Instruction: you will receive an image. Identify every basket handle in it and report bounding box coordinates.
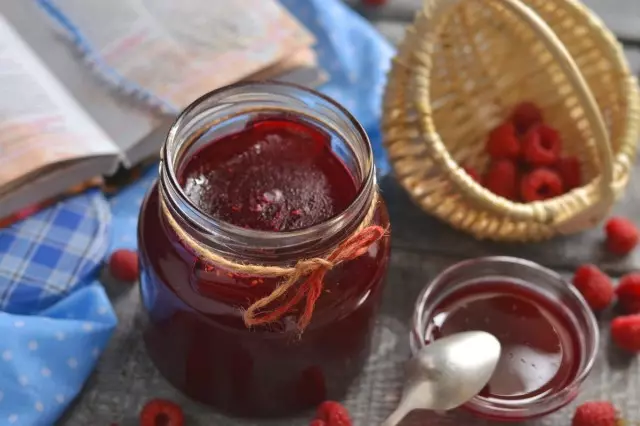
[415,0,616,229]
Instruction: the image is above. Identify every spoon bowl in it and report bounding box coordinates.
[382,331,501,426]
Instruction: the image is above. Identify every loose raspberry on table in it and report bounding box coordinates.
[521,125,562,166]
[108,249,139,282]
[316,401,352,426]
[572,264,614,311]
[556,156,582,190]
[486,122,520,160]
[572,401,618,426]
[484,159,518,200]
[520,168,564,202]
[611,314,640,353]
[511,102,543,133]
[616,273,640,313]
[605,217,639,256]
[139,398,184,426]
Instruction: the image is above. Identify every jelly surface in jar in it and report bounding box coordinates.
[180,117,358,231]
[138,116,390,417]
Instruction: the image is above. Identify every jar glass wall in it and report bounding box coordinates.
[137,82,391,417]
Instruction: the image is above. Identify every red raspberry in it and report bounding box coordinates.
[310,421,328,426]
[616,273,640,313]
[108,249,139,282]
[316,401,352,426]
[605,216,639,255]
[520,168,564,202]
[572,401,618,426]
[139,399,184,426]
[610,314,640,352]
[511,102,543,133]
[521,125,562,166]
[556,156,582,190]
[463,166,480,182]
[486,122,520,160]
[483,160,518,200]
[572,264,614,311]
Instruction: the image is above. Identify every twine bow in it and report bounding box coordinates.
[160,191,385,332]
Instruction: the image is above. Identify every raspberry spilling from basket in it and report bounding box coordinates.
[572,262,640,353]
[605,217,640,256]
[470,102,582,202]
[572,264,614,311]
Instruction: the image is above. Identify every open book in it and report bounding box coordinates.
[0,0,324,222]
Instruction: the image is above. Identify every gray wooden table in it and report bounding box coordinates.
[61,1,640,425]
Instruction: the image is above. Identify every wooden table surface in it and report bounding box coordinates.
[62,1,640,425]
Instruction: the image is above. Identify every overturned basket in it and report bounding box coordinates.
[383,0,640,242]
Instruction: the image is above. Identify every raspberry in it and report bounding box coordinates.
[572,264,614,311]
[139,399,184,426]
[316,401,352,426]
[486,122,520,160]
[463,166,480,182]
[483,159,518,200]
[511,102,543,133]
[616,273,640,313]
[520,168,564,202]
[310,421,328,426]
[108,249,139,282]
[572,401,618,426]
[521,125,562,166]
[610,314,640,352]
[556,156,582,190]
[605,216,639,255]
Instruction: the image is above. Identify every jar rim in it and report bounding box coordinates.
[159,81,376,260]
[411,256,599,420]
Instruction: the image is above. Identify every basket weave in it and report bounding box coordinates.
[382,0,640,242]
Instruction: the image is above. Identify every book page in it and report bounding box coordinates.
[41,0,315,110]
[0,15,117,190]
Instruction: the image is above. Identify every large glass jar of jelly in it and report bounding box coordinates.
[137,82,391,417]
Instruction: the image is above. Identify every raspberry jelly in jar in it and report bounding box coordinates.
[137,82,391,417]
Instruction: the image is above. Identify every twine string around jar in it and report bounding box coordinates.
[159,190,385,332]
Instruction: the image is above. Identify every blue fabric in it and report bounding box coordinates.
[0,191,117,426]
[0,0,394,424]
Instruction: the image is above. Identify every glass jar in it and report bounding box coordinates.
[411,257,598,421]
[137,82,391,417]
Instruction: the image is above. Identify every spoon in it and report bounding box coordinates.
[381,331,501,426]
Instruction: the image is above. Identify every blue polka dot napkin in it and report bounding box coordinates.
[1,0,395,424]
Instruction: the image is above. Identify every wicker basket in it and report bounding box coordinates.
[382,0,640,242]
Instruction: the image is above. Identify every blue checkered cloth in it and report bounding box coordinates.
[0,192,110,314]
[0,0,394,424]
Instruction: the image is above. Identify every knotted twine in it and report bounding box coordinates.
[159,191,385,331]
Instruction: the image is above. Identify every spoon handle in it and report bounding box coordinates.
[380,382,435,426]
[380,404,413,426]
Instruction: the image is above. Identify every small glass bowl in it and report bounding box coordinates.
[411,256,599,421]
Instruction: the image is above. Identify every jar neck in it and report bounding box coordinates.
[158,82,376,265]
